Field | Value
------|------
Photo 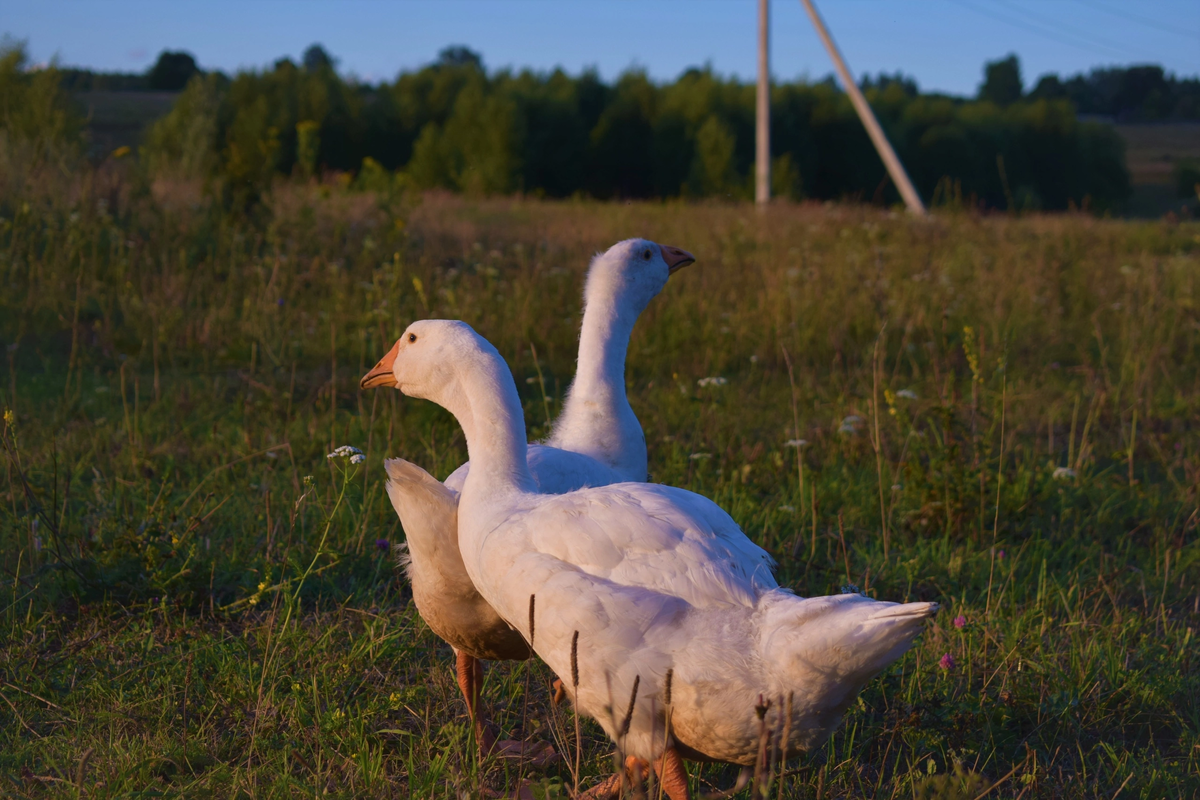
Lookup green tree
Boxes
[303,44,335,73]
[687,115,738,198]
[147,51,199,91]
[979,54,1023,106]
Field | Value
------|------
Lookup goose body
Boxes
[375,319,937,796]
[364,239,695,746]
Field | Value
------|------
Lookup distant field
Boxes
[1,182,1198,797]
[1114,122,1200,217]
[73,91,178,157]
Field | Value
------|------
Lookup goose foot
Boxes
[577,771,623,799]
[490,739,559,767]
[579,750,690,800]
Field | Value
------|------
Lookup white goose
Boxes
[363,239,695,751]
[369,320,939,799]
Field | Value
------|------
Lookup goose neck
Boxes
[454,358,535,494]
[571,290,638,405]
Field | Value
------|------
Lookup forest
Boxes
[13,41,1194,210]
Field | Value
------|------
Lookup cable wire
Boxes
[942,0,1136,61]
[1068,0,1200,41]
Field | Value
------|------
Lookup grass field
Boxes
[1,176,1198,798]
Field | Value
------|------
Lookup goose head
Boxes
[584,238,695,316]
[360,319,498,404]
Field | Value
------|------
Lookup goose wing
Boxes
[478,482,777,610]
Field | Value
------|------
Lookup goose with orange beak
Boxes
[361,239,694,758]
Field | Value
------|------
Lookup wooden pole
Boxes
[797,0,926,215]
[756,0,770,206]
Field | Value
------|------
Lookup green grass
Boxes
[1,176,1198,798]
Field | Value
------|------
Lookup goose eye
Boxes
[408,333,417,343]
[642,248,652,260]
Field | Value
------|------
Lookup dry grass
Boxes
[1,178,1198,798]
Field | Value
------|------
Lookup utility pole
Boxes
[756,0,770,206]
[798,0,926,215]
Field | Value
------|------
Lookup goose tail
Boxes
[758,591,938,747]
[383,458,459,580]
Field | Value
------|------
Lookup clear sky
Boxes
[4,0,1198,96]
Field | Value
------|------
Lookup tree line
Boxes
[11,41,1194,210]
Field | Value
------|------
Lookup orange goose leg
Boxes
[454,650,495,754]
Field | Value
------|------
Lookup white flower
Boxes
[838,415,864,434]
[784,439,808,448]
[689,453,712,460]
[896,389,918,400]
[1052,466,1076,480]
[350,453,366,465]
[780,505,795,513]
[327,445,364,459]
[697,377,727,388]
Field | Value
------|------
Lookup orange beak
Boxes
[659,244,696,274]
[360,340,400,389]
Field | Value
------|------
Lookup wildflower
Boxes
[784,439,808,448]
[350,453,365,465]
[697,377,727,388]
[780,505,795,513]
[997,550,1005,560]
[938,653,956,671]
[277,297,285,306]
[896,389,918,400]
[891,483,902,491]
[2,408,13,426]
[376,538,390,552]
[303,475,315,486]
[689,453,711,460]
[840,583,863,596]
[327,445,363,459]
[953,615,967,629]
[838,415,863,435]
[1052,466,1076,480]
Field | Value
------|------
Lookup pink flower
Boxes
[953,615,967,629]
[997,550,1006,559]
[938,653,956,671]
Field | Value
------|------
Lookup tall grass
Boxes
[1,172,1197,797]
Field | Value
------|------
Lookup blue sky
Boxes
[4,0,1198,96]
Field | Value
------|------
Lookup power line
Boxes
[996,0,1141,58]
[1068,0,1200,41]
[943,0,1135,62]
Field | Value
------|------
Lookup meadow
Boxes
[1,174,1198,798]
